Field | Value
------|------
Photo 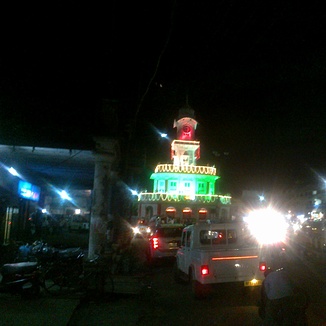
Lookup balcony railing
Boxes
[154,164,216,175]
[138,192,231,204]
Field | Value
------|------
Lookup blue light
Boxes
[18,180,40,202]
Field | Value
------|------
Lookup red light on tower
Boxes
[174,116,198,141]
[180,124,193,140]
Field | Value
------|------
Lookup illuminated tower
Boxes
[171,107,200,167]
[138,106,231,222]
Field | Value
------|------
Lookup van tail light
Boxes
[201,265,209,276]
[259,261,267,272]
[152,237,159,250]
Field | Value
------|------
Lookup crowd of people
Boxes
[26,209,68,240]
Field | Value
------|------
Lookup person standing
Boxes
[32,208,43,240]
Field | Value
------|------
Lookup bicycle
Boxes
[41,248,86,296]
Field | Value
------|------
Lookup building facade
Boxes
[138,107,231,223]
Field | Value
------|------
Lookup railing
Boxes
[154,164,216,175]
[138,192,231,204]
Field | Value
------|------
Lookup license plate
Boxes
[169,242,177,247]
[244,280,262,287]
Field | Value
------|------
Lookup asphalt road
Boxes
[67,242,326,326]
[1,230,325,325]
[67,256,326,326]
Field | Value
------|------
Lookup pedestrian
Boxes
[32,208,43,240]
[261,267,308,325]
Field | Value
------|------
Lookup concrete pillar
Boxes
[88,137,119,259]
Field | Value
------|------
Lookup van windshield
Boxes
[200,229,237,245]
[199,227,258,246]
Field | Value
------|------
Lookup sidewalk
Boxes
[1,292,79,326]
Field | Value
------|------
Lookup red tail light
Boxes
[152,237,159,250]
[201,265,209,276]
[259,262,267,272]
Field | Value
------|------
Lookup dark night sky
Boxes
[1,1,326,196]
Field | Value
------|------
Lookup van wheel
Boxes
[173,261,185,284]
[190,268,209,299]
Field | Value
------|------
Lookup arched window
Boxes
[166,206,176,218]
[198,208,207,220]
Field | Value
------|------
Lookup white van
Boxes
[174,221,272,298]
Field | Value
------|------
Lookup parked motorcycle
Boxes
[15,240,83,264]
[0,261,41,298]
[12,240,85,296]
[29,241,85,296]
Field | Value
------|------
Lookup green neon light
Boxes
[150,172,218,182]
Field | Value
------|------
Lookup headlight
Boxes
[132,227,140,235]
[244,208,288,245]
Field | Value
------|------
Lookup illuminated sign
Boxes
[18,180,40,202]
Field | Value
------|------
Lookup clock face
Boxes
[181,124,193,140]
[183,125,191,134]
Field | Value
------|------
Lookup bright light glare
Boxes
[292,223,301,233]
[132,227,140,235]
[59,190,71,200]
[9,167,19,176]
[244,208,288,244]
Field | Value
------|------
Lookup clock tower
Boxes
[171,107,200,166]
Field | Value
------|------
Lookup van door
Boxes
[179,228,192,273]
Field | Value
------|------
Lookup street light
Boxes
[9,167,19,176]
[59,190,71,201]
[8,167,19,177]
[259,195,265,202]
[130,189,138,196]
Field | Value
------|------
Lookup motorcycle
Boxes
[15,240,83,264]
[13,240,85,296]
[29,242,85,296]
[0,261,41,298]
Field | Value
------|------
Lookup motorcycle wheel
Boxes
[43,266,79,296]
[21,283,41,299]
